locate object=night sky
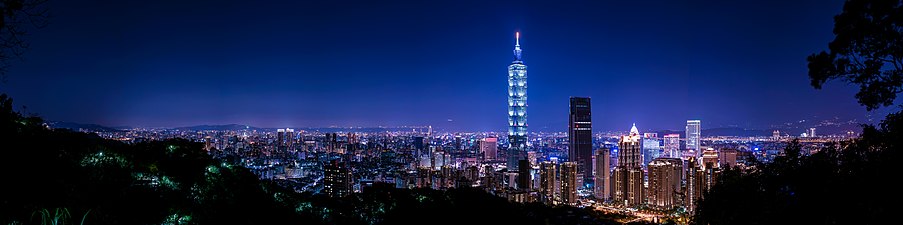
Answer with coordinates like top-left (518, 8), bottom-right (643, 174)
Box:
top-left (1, 0), bottom-right (890, 131)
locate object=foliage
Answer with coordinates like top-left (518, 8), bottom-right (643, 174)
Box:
top-left (0, 0), bottom-right (48, 78)
top-left (693, 112), bottom-right (901, 225)
top-left (807, 0), bottom-right (903, 110)
top-left (700, 1), bottom-right (903, 223)
top-left (29, 208), bottom-right (89, 225)
top-left (292, 184), bottom-right (632, 225)
top-left (0, 94), bottom-right (630, 225)
top-left (0, 94), bottom-right (304, 224)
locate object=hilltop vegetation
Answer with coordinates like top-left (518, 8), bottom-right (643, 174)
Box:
top-left (0, 94), bottom-right (632, 225)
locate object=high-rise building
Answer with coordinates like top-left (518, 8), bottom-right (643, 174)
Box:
top-left (527, 151), bottom-right (538, 168)
top-left (417, 167), bottom-right (433, 188)
top-left (560, 162), bottom-right (578, 205)
top-left (612, 124), bottom-right (645, 207)
top-left (325, 133), bottom-right (338, 153)
top-left (809, 127), bottom-right (817, 137)
top-left (594, 147), bottom-right (611, 201)
top-left (719, 149), bottom-right (738, 168)
top-left (413, 136), bottom-right (426, 153)
top-left (324, 160), bottom-right (352, 198)
top-left (642, 133), bottom-right (660, 167)
top-left (703, 161), bottom-right (718, 192)
top-left (568, 97), bottom-right (593, 186)
top-left (612, 167), bottom-right (626, 204)
top-left (276, 129), bottom-right (285, 152)
top-left (481, 137), bottom-right (498, 160)
top-left (276, 128), bottom-right (294, 152)
top-left (517, 159), bottom-right (531, 190)
top-left (702, 148), bottom-right (719, 169)
top-left (454, 135), bottom-right (462, 153)
top-left (686, 120), bottom-right (701, 157)
top-left (507, 32), bottom-right (528, 171)
top-left (627, 168), bottom-right (644, 206)
top-left (647, 158), bottom-right (682, 209)
top-left (663, 134), bottom-right (680, 158)
top-left (619, 124), bottom-right (643, 168)
top-left (685, 157), bottom-right (705, 214)
top-left (540, 161), bottom-right (557, 202)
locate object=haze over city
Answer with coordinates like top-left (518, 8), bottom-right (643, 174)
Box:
top-left (2, 0), bottom-right (891, 131)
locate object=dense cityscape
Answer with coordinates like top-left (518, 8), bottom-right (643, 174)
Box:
top-left (2, 0), bottom-right (899, 224)
top-left (61, 33), bottom-right (857, 223)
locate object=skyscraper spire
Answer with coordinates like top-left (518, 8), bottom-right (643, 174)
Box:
top-left (516, 32), bottom-right (520, 48)
top-left (513, 32), bottom-right (523, 61)
top-left (507, 30), bottom-right (528, 171)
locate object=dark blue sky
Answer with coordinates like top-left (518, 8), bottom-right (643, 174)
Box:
top-left (1, 0), bottom-right (889, 131)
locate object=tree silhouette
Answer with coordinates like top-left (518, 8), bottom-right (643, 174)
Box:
top-left (696, 0), bottom-right (903, 224)
top-left (0, 0), bottom-right (47, 79)
top-left (807, 0), bottom-right (903, 110)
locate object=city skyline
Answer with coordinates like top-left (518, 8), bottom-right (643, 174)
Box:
top-left (0, 0), bottom-right (898, 224)
top-left (2, 0), bottom-right (891, 132)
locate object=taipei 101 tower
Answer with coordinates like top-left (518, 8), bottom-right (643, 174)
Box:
top-left (507, 32), bottom-right (528, 171)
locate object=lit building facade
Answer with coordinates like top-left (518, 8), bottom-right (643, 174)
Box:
top-left (620, 124), bottom-right (643, 168)
top-left (612, 124), bottom-right (645, 207)
top-left (685, 157), bottom-right (705, 214)
top-left (540, 161), bottom-right (557, 202)
top-left (324, 160), bottom-right (352, 198)
top-left (686, 120), bottom-right (701, 157)
top-left (594, 147), bottom-right (610, 201)
top-left (702, 148), bottom-right (719, 169)
top-left (719, 149), bottom-right (738, 168)
top-left (481, 137), bottom-right (498, 160)
top-left (647, 158), bottom-right (682, 209)
top-left (560, 162), bottom-right (578, 205)
top-left (276, 128), bottom-right (294, 152)
top-left (642, 133), bottom-right (660, 167)
top-left (663, 134), bottom-right (680, 158)
top-left (507, 32), bottom-right (528, 171)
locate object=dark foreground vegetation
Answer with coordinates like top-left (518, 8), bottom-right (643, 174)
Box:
top-left (0, 94), bottom-right (631, 225)
top-left (693, 112), bottom-right (900, 224)
top-left (695, 0), bottom-right (903, 224)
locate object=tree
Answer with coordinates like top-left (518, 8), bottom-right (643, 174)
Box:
top-left (695, 1), bottom-right (903, 224)
top-left (0, 0), bottom-right (48, 79)
top-left (807, 0), bottom-right (903, 110)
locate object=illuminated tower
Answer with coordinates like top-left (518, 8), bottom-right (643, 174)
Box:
top-left (612, 124), bottom-right (644, 207)
top-left (507, 32), bottom-right (528, 170)
top-left (686, 120), bottom-right (701, 157)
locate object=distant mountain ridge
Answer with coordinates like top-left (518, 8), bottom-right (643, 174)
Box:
top-left (53, 116), bottom-right (865, 136)
top-left (647, 127), bottom-right (771, 137)
top-left (172, 124), bottom-right (260, 131)
top-left (171, 124), bottom-right (428, 133)
top-left (47, 121), bottom-right (123, 132)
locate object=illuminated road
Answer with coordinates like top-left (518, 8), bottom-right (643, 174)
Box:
top-left (594, 204), bottom-right (663, 224)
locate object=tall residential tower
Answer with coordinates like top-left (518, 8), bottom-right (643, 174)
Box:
top-left (507, 32), bottom-right (528, 170)
top-left (612, 124), bottom-right (645, 207)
